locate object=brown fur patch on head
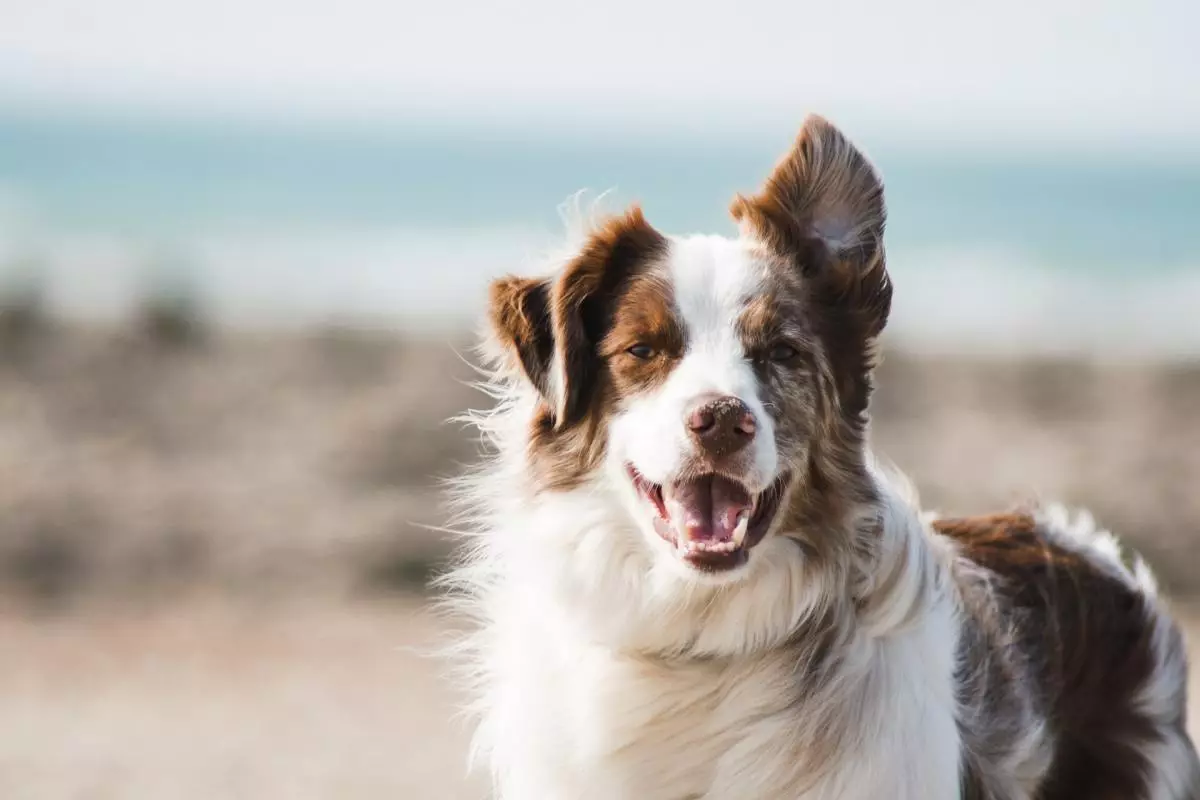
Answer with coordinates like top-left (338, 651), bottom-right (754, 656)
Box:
top-left (600, 270), bottom-right (683, 398)
top-left (487, 206), bottom-right (672, 491)
top-left (731, 247), bottom-right (880, 576)
top-left (549, 207), bottom-right (670, 428)
top-left (731, 115), bottom-right (891, 426)
top-left (736, 279), bottom-right (828, 461)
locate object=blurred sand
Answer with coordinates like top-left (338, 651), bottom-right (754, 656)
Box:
top-left (0, 323), bottom-right (1198, 797)
top-left (0, 598), bottom-right (486, 800)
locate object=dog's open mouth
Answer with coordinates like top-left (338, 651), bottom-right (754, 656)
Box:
top-left (627, 466), bottom-right (790, 572)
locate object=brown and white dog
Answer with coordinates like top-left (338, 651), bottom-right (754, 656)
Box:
top-left (447, 115), bottom-right (1200, 799)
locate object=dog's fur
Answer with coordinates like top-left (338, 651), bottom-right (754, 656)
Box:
top-left (445, 115), bottom-right (1200, 799)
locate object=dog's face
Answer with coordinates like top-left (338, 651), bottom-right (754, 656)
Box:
top-left (487, 116), bottom-right (890, 584)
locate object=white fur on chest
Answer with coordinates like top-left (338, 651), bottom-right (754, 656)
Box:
top-left (479, 592), bottom-right (963, 800)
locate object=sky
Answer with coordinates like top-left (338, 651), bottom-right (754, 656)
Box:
top-left (1, 0), bottom-right (1198, 150)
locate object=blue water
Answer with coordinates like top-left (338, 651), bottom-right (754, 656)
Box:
top-left (1, 110), bottom-right (1198, 353)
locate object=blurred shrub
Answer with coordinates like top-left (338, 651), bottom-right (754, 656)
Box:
top-left (130, 249), bottom-right (210, 349)
top-left (357, 543), bottom-right (449, 595)
top-left (135, 288), bottom-right (208, 348)
top-left (0, 266), bottom-right (51, 352)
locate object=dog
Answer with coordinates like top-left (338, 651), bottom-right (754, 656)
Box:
top-left (445, 115), bottom-right (1200, 798)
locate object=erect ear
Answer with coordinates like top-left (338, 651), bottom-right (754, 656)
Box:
top-left (730, 114), bottom-right (891, 340)
top-left (731, 115), bottom-right (891, 422)
top-left (488, 206), bottom-right (667, 428)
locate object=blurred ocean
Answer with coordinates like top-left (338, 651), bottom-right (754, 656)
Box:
top-left (1, 110), bottom-right (1198, 356)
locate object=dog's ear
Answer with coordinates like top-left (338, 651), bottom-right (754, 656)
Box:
top-left (731, 115), bottom-right (891, 419)
top-left (731, 114), bottom-right (890, 336)
top-left (489, 206), bottom-right (667, 428)
top-left (488, 275), bottom-right (556, 401)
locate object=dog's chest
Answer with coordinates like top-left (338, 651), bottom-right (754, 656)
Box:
top-left (491, 638), bottom-right (807, 799)
top-left (484, 605), bottom-right (966, 800)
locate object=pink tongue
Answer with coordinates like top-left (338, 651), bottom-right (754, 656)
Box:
top-left (664, 475), bottom-right (753, 543)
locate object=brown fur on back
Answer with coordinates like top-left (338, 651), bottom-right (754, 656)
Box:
top-left (938, 513), bottom-right (1197, 799)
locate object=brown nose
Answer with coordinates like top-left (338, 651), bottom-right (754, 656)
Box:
top-left (686, 395), bottom-right (756, 457)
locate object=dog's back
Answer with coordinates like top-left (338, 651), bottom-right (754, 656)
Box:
top-left (941, 510), bottom-right (1200, 799)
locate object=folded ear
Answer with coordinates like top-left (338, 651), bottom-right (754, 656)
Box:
top-left (488, 275), bottom-right (555, 400)
top-left (730, 114), bottom-right (890, 339)
top-left (488, 206), bottom-right (667, 429)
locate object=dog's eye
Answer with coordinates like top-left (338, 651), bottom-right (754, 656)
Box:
top-left (627, 344), bottom-right (656, 360)
top-left (768, 343), bottom-right (799, 363)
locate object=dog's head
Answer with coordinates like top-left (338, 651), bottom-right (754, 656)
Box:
top-left (486, 116), bottom-right (889, 587)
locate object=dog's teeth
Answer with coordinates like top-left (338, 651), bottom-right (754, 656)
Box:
top-left (679, 539), bottom-right (742, 555)
top-left (731, 511), bottom-right (751, 546)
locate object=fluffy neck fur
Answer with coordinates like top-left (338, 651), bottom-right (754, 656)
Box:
top-left (445, 379), bottom-right (962, 797)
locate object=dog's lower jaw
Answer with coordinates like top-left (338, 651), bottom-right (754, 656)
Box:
top-left (625, 464), bottom-right (793, 579)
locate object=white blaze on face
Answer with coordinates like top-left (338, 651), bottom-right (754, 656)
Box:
top-left (608, 234), bottom-right (779, 491)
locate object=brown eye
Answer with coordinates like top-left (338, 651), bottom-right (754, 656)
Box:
top-left (627, 344), bottom-right (656, 360)
top-left (768, 343), bottom-right (799, 363)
